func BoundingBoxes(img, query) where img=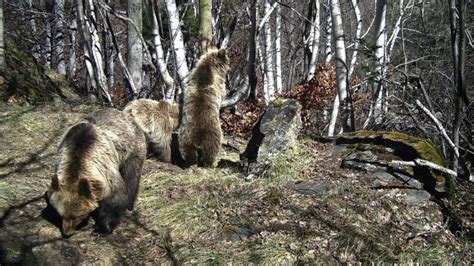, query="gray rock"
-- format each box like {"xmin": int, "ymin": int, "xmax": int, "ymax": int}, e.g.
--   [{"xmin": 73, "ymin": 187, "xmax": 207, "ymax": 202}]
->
[
  {"xmin": 292, "ymin": 180, "xmax": 332, "ymax": 196},
  {"xmin": 404, "ymin": 189, "xmax": 432, "ymax": 205},
  {"xmin": 24, "ymin": 242, "xmax": 83, "ymax": 266},
  {"xmin": 241, "ymin": 99, "xmax": 302, "ymax": 175},
  {"xmin": 341, "ymin": 150, "xmax": 385, "ymax": 172}
]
